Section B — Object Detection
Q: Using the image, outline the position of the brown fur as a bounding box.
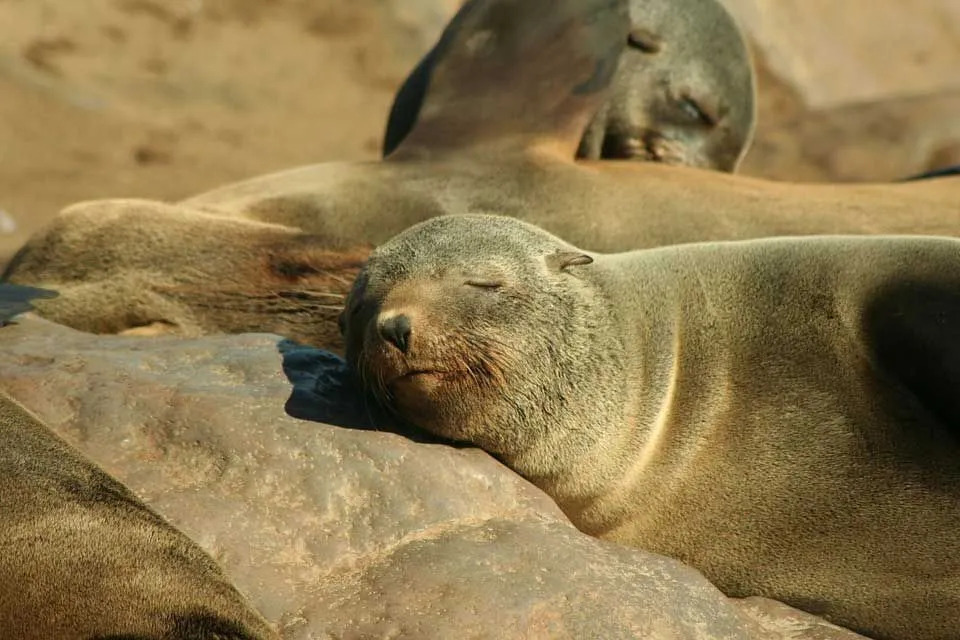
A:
[383,0,757,170]
[2,200,368,348]
[343,214,960,640]
[0,285,277,639]
[3,0,959,353]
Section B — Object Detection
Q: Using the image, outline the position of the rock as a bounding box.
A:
[0,0,461,265]
[741,86,960,182]
[0,315,869,639]
[720,0,960,109]
[734,598,875,640]
[728,11,960,183]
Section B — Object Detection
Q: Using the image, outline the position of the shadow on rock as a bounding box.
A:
[276,338,449,445]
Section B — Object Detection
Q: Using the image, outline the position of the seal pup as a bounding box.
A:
[383,0,757,171]
[0,285,278,640]
[343,214,960,640]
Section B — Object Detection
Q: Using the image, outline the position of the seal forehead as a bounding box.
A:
[370,214,562,274]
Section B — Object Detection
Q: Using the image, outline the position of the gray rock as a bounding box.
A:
[0,316,869,639]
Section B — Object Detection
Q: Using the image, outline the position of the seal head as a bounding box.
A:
[383,0,756,170]
[342,214,617,459]
[577,0,757,169]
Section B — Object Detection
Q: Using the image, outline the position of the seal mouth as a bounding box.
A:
[387,369,459,386]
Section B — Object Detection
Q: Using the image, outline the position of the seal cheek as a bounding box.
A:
[389,375,474,439]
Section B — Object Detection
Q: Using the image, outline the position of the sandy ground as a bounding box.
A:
[0,0,457,262]
[0,0,958,265]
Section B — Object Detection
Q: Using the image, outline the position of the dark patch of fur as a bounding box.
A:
[90,610,264,639]
[864,280,960,440]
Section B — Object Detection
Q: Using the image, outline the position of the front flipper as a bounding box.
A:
[384,0,629,160]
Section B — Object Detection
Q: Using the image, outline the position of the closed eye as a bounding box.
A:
[627,28,662,53]
[465,279,503,290]
[678,95,717,127]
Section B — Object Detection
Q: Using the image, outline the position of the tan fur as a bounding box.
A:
[3,0,959,352]
[344,214,960,640]
[0,390,277,640]
[3,200,367,348]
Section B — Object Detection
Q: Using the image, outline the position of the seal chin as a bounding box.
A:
[387,368,462,392]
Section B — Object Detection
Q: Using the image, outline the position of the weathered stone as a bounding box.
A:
[734,598,875,640]
[720,0,960,109]
[0,316,869,639]
[741,87,960,182]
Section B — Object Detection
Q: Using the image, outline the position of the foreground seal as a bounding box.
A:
[0,285,278,640]
[343,214,960,640]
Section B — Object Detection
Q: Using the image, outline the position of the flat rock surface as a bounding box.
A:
[0,316,869,639]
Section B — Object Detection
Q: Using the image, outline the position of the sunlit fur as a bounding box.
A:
[343,215,626,465]
[345,214,960,640]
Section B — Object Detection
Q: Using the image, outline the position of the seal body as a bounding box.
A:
[0,391,279,640]
[383,0,757,171]
[0,283,276,640]
[344,214,960,640]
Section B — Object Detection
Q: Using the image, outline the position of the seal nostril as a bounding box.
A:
[379,314,412,353]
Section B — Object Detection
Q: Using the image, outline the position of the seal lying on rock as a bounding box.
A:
[0,285,277,640]
[382,0,757,170]
[342,214,960,640]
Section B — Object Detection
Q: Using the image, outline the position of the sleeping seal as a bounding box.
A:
[343,214,960,640]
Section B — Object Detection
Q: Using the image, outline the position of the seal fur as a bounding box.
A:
[0,284,278,640]
[383,0,757,170]
[344,214,960,640]
[4,0,959,353]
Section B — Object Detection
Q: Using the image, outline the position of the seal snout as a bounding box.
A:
[378,312,413,353]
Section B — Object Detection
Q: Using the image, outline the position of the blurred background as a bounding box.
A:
[0,0,958,262]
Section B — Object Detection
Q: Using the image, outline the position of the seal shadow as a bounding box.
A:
[275,339,456,446]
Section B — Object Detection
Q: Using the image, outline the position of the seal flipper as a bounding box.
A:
[382,47,437,158]
[384,0,629,160]
[0,283,57,326]
[865,281,960,437]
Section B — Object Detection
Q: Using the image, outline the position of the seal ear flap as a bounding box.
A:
[383,0,629,160]
[547,251,595,272]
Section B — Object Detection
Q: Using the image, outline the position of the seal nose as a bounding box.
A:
[378,313,412,353]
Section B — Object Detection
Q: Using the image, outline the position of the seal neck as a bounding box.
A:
[508,255,687,527]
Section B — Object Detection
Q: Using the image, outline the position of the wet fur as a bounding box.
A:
[344,214,960,640]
